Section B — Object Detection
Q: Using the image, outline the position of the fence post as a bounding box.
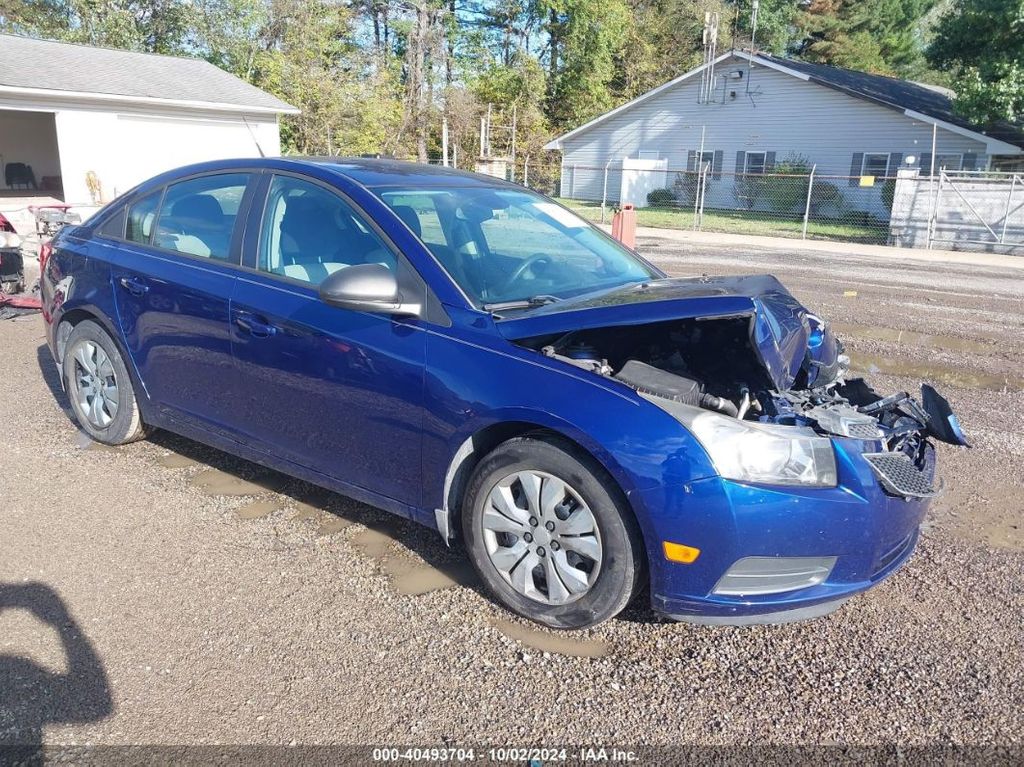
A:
[802,164,816,240]
[1000,174,1018,244]
[692,164,702,231]
[523,157,529,187]
[926,171,944,249]
[570,164,576,199]
[601,159,612,224]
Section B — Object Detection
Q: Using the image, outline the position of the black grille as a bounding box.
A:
[846,421,883,440]
[864,451,938,498]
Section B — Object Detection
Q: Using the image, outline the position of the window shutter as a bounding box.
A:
[888,153,902,176]
[686,150,697,172]
[713,150,723,179]
[920,153,932,176]
[764,151,777,172]
[963,153,977,170]
[849,152,864,186]
[735,151,746,174]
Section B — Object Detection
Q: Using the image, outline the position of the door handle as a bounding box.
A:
[235,312,278,338]
[118,276,149,296]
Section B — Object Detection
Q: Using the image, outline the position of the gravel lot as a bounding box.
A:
[2,237,1023,754]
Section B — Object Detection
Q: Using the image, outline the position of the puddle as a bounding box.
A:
[156,453,199,469]
[236,500,285,520]
[848,353,1024,393]
[316,516,352,536]
[350,526,471,595]
[381,557,475,595]
[351,527,397,559]
[190,468,282,496]
[491,618,608,658]
[832,322,999,357]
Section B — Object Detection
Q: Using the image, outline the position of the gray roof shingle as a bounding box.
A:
[0,34,296,114]
[763,54,1024,150]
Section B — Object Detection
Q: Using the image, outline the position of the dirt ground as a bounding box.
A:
[1,237,1023,754]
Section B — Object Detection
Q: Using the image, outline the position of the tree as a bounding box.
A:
[928,0,1024,124]
[540,0,631,129]
[793,0,938,77]
[0,0,196,53]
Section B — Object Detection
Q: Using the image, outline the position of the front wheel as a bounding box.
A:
[462,435,644,629]
[62,320,148,445]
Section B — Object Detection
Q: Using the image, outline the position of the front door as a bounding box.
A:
[108,172,254,434]
[228,173,428,508]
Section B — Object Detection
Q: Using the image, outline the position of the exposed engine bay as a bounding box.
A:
[517,313,969,498]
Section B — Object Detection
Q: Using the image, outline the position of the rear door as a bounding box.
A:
[107,171,256,434]
[227,172,428,508]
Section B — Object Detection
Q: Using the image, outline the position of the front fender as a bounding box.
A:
[421,316,718,544]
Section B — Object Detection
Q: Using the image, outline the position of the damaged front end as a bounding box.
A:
[503,275,969,500]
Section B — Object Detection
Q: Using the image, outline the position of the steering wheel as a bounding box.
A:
[501,252,554,290]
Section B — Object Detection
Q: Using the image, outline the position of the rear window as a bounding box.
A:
[126,191,162,245]
[153,174,249,261]
[96,207,126,240]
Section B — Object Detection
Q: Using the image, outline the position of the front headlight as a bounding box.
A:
[636,391,834,487]
[686,411,837,487]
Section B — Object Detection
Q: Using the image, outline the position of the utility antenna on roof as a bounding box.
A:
[698,11,720,104]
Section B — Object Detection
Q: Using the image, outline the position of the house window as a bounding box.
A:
[933,154,963,171]
[745,152,767,174]
[695,151,714,169]
[861,153,891,177]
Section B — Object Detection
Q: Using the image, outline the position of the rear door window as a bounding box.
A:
[153,173,250,262]
[125,191,162,245]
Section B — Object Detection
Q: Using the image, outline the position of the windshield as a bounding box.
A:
[375,186,658,309]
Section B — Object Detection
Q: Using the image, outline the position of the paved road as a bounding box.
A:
[2,238,1022,751]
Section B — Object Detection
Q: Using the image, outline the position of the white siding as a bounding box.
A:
[559,56,989,206]
[54,108,281,204]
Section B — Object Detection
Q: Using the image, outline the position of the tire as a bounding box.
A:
[462,434,644,629]
[62,320,148,445]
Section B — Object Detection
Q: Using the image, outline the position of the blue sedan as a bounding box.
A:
[40,158,967,628]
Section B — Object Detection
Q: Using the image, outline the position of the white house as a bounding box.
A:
[546,51,1024,213]
[0,34,297,210]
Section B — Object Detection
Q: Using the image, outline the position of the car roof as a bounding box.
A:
[300,157,520,189]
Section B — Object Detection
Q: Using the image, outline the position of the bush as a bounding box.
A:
[672,171,702,206]
[646,188,676,206]
[733,175,766,210]
[810,180,843,215]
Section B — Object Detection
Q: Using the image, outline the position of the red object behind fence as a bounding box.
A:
[611,204,637,249]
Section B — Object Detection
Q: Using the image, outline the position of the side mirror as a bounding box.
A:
[318,263,420,317]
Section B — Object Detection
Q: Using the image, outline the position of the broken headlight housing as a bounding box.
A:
[683,411,838,488]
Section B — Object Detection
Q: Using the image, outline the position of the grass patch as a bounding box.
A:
[555,199,889,244]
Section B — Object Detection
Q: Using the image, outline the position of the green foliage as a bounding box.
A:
[793,0,938,77]
[646,188,676,206]
[540,0,631,128]
[928,0,1024,123]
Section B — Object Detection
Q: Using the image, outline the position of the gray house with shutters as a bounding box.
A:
[545,51,1024,215]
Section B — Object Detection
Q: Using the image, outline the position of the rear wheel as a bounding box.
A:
[462,435,644,629]
[62,320,147,445]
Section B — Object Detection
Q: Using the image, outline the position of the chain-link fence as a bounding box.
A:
[420,159,1023,253]
[538,162,899,245]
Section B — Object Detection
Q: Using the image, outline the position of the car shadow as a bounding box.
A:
[145,428,482,599]
[0,583,113,755]
[37,344,660,626]
[35,343,75,424]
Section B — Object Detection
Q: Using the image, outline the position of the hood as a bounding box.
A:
[497,275,814,391]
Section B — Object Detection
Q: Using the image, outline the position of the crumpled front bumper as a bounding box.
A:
[631,437,930,624]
